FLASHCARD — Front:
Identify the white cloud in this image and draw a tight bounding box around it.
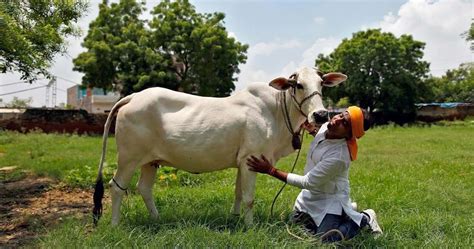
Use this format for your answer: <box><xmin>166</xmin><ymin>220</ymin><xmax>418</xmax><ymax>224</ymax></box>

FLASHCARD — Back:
<box><xmin>280</xmin><ymin>37</ymin><xmax>341</xmax><ymax>76</ymax></box>
<box><xmin>313</xmin><ymin>16</ymin><xmax>326</xmax><ymax>25</ymax></box>
<box><xmin>234</xmin><ymin>67</ymin><xmax>270</xmax><ymax>92</ymax></box>
<box><xmin>301</xmin><ymin>38</ymin><xmax>341</xmax><ymax>67</ymax></box>
<box><xmin>234</xmin><ymin>39</ymin><xmax>304</xmax><ymax>91</ymax></box>
<box><xmin>228</xmin><ymin>31</ymin><xmax>237</xmax><ymax>40</ymax></box>
<box><xmin>249</xmin><ymin>39</ymin><xmax>302</xmax><ymax>56</ymax></box>
<box><xmin>235</xmin><ymin>37</ymin><xmax>341</xmax><ymax>93</ymax></box>
<box><xmin>381</xmin><ymin>12</ymin><xmax>398</xmax><ymax>24</ymax></box>
<box><xmin>378</xmin><ymin>0</ymin><xmax>472</xmax><ymax>76</ymax></box>
<box><xmin>280</xmin><ymin>61</ymin><xmax>299</xmax><ymax>78</ymax></box>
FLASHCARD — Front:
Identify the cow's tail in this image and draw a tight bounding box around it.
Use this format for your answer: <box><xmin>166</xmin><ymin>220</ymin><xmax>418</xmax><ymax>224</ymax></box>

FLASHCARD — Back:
<box><xmin>93</xmin><ymin>94</ymin><xmax>134</xmax><ymax>226</ymax></box>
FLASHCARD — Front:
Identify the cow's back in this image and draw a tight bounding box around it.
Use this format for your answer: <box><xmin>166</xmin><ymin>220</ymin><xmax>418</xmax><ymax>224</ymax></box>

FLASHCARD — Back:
<box><xmin>115</xmin><ymin>86</ymin><xmax>277</xmax><ymax>173</ymax></box>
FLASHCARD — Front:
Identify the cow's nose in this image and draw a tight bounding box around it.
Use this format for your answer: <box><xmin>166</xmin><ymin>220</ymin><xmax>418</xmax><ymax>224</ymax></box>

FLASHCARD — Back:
<box><xmin>313</xmin><ymin>110</ymin><xmax>329</xmax><ymax>124</ymax></box>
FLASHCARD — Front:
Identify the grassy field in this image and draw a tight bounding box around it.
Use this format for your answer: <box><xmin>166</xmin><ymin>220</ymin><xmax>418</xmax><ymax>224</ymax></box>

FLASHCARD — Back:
<box><xmin>1</xmin><ymin>121</ymin><xmax>473</xmax><ymax>247</ymax></box>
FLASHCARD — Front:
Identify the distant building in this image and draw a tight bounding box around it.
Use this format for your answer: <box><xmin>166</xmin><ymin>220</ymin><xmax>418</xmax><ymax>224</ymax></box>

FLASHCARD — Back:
<box><xmin>0</xmin><ymin>108</ymin><xmax>25</xmax><ymax>121</ymax></box>
<box><xmin>67</xmin><ymin>85</ymin><xmax>120</xmax><ymax>114</ymax></box>
<box><xmin>415</xmin><ymin>102</ymin><xmax>474</xmax><ymax>122</ymax></box>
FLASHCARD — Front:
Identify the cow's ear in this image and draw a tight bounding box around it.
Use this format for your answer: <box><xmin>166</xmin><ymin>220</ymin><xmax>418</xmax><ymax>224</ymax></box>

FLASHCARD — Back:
<box><xmin>322</xmin><ymin>73</ymin><xmax>347</xmax><ymax>87</ymax></box>
<box><xmin>269</xmin><ymin>77</ymin><xmax>292</xmax><ymax>90</ymax></box>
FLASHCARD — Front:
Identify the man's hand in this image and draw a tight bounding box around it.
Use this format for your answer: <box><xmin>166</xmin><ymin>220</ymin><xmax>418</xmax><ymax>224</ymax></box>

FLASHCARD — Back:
<box><xmin>246</xmin><ymin>155</ymin><xmax>289</xmax><ymax>182</ymax></box>
<box><xmin>302</xmin><ymin>120</ymin><xmax>320</xmax><ymax>137</ymax></box>
<box><xmin>246</xmin><ymin>155</ymin><xmax>274</xmax><ymax>174</ymax></box>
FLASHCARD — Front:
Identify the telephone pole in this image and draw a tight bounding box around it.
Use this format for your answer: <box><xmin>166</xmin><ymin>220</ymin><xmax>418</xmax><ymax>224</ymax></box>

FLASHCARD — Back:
<box><xmin>45</xmin><ymin>77</ymin><xmax>57</xmax><ymax>107</ymax></box>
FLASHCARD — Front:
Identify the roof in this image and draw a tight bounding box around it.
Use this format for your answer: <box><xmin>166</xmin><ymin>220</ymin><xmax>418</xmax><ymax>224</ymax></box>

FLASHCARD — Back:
<box><xmin>415</xmin><ymin>103</ymin><xmax>473</xmax><ymax>108</ymax></box>
<box><xmin>0</xmin><ymin>108</ymin><xmax>26</xmax><ymax>113</ymax></box>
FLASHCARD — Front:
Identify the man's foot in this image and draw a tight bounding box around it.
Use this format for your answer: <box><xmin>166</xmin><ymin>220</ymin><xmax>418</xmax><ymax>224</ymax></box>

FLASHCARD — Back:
<box><xmin>362</xmin><ymin>209</ymin><xmax>383</xmax><ymax>237</ymax></box>
<box><xmin>320</xmin><ymin>229</ymin><xmax>345</xmax><ymax>243</ymax></box>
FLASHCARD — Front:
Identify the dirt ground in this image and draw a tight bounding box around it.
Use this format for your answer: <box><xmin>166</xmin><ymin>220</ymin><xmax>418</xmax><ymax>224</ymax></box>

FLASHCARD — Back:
<box><xmin>0</xmin><ymin>168</ymin><xmax>97</xmax><ymax>248</ymax></box>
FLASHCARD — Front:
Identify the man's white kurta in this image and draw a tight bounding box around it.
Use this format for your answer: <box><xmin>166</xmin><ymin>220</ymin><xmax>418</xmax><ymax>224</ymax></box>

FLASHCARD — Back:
<box><xmin>286</xmin><ymin>123</ymin><xmax>363</xmax><ymax>226</ymax></box>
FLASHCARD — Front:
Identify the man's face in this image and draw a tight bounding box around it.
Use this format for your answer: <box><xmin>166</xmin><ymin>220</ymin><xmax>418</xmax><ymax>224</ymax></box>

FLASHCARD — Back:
<box><xmin>327</xmin><ymin>111</ymin><xmax>352</xmax><ymax>139</ymax></box>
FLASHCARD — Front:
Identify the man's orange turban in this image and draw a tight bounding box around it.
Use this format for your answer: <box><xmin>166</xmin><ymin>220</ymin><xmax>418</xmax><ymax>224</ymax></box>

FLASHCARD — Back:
<box><xmin>346</xmin><ymin>106</ymin><xmax>365</xmax><ymax>161</ymax></box>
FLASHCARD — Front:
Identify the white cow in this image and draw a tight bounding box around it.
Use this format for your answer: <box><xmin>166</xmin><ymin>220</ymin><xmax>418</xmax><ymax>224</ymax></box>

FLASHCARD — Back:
<box><xmin>92</xmin><ymin>67</ymin><xmax>347</xmax><ymax>226</ymax></box>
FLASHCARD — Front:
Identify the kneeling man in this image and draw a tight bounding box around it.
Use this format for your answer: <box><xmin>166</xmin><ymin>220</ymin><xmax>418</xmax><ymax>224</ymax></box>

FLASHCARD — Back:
<box><xmin>247</xmin><ymin>106</ymin><xmax>382</xmax><ymax>242</ymax></box>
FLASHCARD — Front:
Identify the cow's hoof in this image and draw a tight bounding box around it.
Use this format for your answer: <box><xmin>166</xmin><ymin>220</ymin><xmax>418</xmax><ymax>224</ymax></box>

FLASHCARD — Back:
<box><xmin>231</xmin><ymin>209</ymin><xmax>240</xmax><ymax>216</ymax></box>
<box><xmin>244</xmin><ymin>217</ymin><xmax>253</xmax><ymax>227</ymax></box>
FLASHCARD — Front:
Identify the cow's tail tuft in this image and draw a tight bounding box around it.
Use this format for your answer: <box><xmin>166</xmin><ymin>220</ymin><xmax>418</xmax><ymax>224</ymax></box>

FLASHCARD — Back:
<box><xmin>93</xmin><ymin>94</ymin><xmax>134</xmax><ymax>226</ymax></box>
<box><xmin>93</xmin><ymin>175</ymin><xmax>104</xmax><ymax>225</ymax></box>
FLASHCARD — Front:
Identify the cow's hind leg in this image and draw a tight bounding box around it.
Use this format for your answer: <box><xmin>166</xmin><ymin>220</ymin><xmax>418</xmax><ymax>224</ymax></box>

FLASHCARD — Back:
<box><xmin>232</xmin><ymin>168</ymin><xmax>242</xmax><ymax>215</ymax></box>
<box><xmin>110</xmin><ymin>159</ymin><xmax>138</xmax><ymax>226</ymax></box>
<box><xmin>137</xmin><ymin>162</ymin><xmax>159</xmax><ymax>219</ymax></box>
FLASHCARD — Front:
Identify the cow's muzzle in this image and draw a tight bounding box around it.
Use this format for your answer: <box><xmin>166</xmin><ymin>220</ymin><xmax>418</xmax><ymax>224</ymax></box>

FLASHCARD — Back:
<box><xmin>312</xmin><ymin>110</ymin><xmax>329</xmax><ymax>124</ymax></box>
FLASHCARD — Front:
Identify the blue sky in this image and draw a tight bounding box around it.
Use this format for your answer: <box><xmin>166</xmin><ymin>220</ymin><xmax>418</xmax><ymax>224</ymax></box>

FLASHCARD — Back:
<box><xmin>194</xmin><ymin>0</ymin><xmax>407</xmax><ymax>43</ymax></box>
<box><xmin>1</xmin><ymin>0</ymin><xmax>472</xmax><ymax>107</ymax></box>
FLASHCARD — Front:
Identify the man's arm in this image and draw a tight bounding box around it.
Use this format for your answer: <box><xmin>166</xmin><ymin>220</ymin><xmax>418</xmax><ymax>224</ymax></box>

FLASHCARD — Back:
<box><xmin>246</xmin><ymin>155</ymin><xmax>288</xmax><ymax>182</ymax></box>
<box><xmin>286</xmin><ymin>157</ymin><xmax>345</xmax><ymax>190</ymax></box>
<box><xmin>247</xmin><ymin>154</ymin><xmax>345</xmax><ymax>190</ymax></box>
<box><xmin>246</xmin><ymin>121</ymin><xmax>319</xmax><ymax>181</ymax></box>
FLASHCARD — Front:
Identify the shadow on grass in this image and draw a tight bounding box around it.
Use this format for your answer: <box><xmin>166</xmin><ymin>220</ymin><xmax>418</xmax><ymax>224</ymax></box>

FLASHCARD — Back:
<box><xmin>121</xmin><ymin>207</ymin><xmax>285</xmax><ymax>234</ymax></box>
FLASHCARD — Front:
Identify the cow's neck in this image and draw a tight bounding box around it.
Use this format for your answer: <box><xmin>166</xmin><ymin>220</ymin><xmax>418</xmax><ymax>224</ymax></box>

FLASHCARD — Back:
<box><xmin>277</xmin><ymin>91</ymin><xmax>306</xmax><ymax>135</ymax></box>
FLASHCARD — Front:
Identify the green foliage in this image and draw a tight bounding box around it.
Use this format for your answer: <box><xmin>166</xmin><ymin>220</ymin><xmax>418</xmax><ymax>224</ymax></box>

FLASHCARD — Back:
<box><xmin>0</xmin><ymin>0</ymin><xmax>88</xmax><ymax>81</ymax></box>
<box><xmin>149</xmin><ymin>0</ymin><xmax>248</xmax><ymax>97</ymax></box>
<box><xmin>424</xmin><ymin>63</ymin><xmax>474</xmax><ymax>103</ymax></box>
<box><xmin>464</xmin><ymin>21</ymin><xmax>473</xmax><ymax>51</ymax></box>
<box><xmin>65</xmin><ymin>163</ymin><xmax>115</xmax><ymax>187</ymax></box>
<box><xmin>73</xmin><ymin>0</ymin><xmax>161</xmax><ymax>95</ymax></box>
<box><xmin>156</xmin><ymin>166</ymin><xmax>178</xmax><ymax>186</ymax></box>
<box><xmin>4</xmin><ymin>96</ymin><xmax>32</xmax><ymax>108</ymax></box>
<box><xmin>74</xmin><ymin>0</ymin><xmax>248</xmax><ymax>97</ymax></box>
<box><xmin>335</xmin><ymin>96</ymin><xmax>350</xmax><ymax>108</ymax></box>
<box><xmin>316</xmin><ymin>29</ymin><xmax>430</xmax><ymax>118</ymax></box>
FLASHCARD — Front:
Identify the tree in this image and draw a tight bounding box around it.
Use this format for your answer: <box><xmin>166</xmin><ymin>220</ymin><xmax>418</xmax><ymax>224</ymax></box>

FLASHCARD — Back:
<box><xmin>425</xmin><ymin>63</ymin><xmax>474</xmax><ymax>103</ymax></box>
<box><xmin>73</xmin><ymin>0</ymin><xmax>165</xmax><ymax>95</ymax></box>
<box><xmin>0</xmin><ymin>1</ymin><xmax>88</xmax><ymax>81</ymax></box>
<box><xmin>74</xmin><ymin>0</ymin><xmax>248</xmax><ymax>97</ymax></box>
<box><xmin>149</xmin><ymin>0</ymin><xmax>248</xmax><ymax>96</ymax></box>
<box><xmin>5</xmin><ymin>97</ymin><xmax>32</xmax><ymax>108</ymax></box>
<box><xmin>464</xmin><ymin>21</ymin><xmax>473</xmax><ymax>51</ymax></box>
<box><xmin>316</xmin><ymin>29</ymin><xmax>430</xmax><ymax>119</ymax></box>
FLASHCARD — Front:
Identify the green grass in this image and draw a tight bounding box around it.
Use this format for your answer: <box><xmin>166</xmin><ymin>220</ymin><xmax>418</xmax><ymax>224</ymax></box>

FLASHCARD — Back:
<box><xmin>1</xmin><ymin>122</ymin><xmax>473</xmax><ymax>247</ymax></box>
<box><xmin>0</xmin><ymin>131</ymin><xmax>116</xmax><ymax>186</ymax></box>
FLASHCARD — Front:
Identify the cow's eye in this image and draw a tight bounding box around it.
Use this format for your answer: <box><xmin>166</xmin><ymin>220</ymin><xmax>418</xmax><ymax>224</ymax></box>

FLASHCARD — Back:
<box><xmin>296</xmin><ymin>84</ymin><xmax>304</xmax><ymax>89</ymax></box>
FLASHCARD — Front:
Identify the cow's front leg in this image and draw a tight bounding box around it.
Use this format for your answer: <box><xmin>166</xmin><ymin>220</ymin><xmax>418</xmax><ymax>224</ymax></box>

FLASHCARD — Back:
<box><xmin>239</xmin><ymin>163</ymin><xmax>257</xmax><ymax>225</ymax></box>
<box><xmin>232</xmin><ymin>168</ymin><xmax>242</xmax><ymax>215</ymax></box>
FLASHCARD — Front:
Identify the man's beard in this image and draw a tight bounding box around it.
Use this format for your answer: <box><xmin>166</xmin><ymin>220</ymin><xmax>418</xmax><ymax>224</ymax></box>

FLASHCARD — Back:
<box><xmin>327</xmin><ymin>122</ymin><xmax>334</xmax><ymax>129</ymax></box>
